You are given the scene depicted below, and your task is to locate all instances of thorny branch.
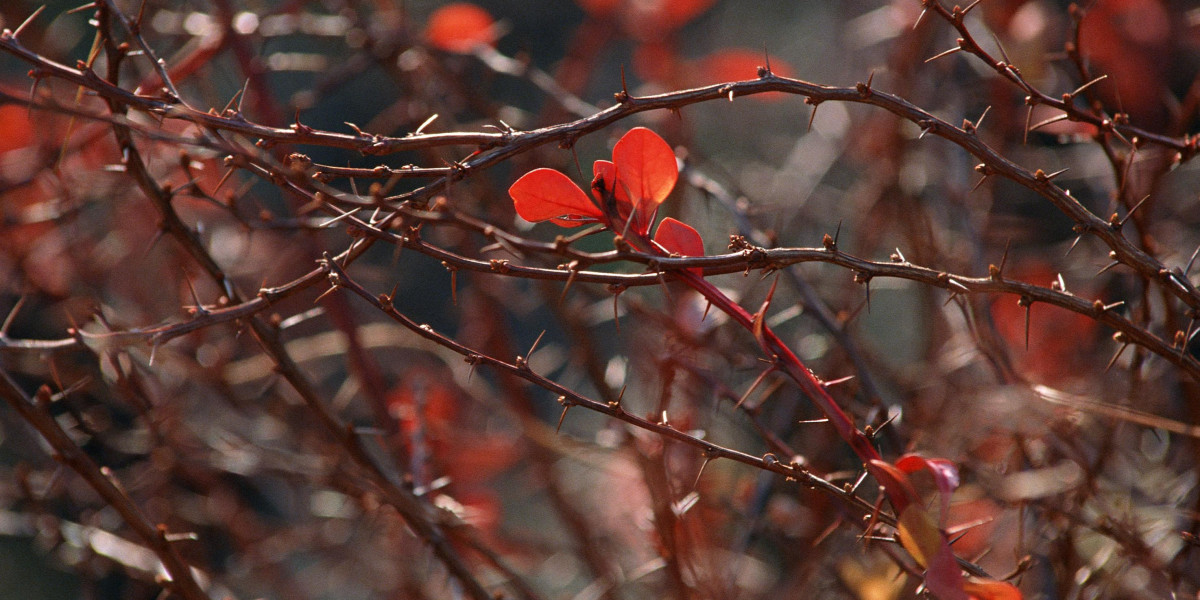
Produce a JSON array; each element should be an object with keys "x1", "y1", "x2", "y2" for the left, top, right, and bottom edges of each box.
[{"x1": 2, "y1": 0, "x2": 1199, "y2": 597}]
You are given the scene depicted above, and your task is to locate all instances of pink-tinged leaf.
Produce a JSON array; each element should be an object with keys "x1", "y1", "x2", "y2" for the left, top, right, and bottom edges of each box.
[
  {"x1": 653, "y1": 217, "x2": 704, "y2": 275},
  {"x1": 510, "y1": 168, "x2": 602, "y2": 227},
  {"x1": 924, "y1": 534, "x2": 970, "y2": 600},
  {"x1": 897, "y1": 454, "x2": 960, "y2": 525},
  {"x1": 612, "y1": 127, "x2": 678, "y2": 208},
  {"x1": 425, "y1": 3, "x2": 497, "y2": 52},
  {"x1": 868, "y1": 459, "x2": 919, "y2": 514},
  {"x1": 963, "y1": 578, "x2": 1023, "y2": 600}
]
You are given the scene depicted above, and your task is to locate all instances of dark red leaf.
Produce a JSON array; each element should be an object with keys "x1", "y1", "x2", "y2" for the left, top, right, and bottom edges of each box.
[{"x1": 653, "y1": 217, "x2": 704, "y2": 275}]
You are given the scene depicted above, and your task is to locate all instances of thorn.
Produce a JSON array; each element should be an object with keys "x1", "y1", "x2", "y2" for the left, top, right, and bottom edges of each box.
[
  {"x1": 925, "y1": 46, "x2": 963, "y2": 65},
  {"x1": 960, "y1": 0, "x2": 983, "y2": 17},
  {"x1": 692, "y1": 455, "x2": 713, "y2": 492},
  {"x1": 1023, "y1": 103, "x2": 1034, "y2": 145},
  {"x1": 314, "y1": 285, "x2": 339, "y2": 304},
  {"x1": 1039, "y1": 167, "x2": 1070, "y2": 181},
  {"x1": 559, "y1": 265, "x2": 579, "y2": 304},
  {"x1": 1185, "y1": 243, "x2": 1200, "y2": 276},
  {"x1": 184, "y1": 277, "x2": 206, "y2": 315},
  {"x1": 66, "y1": 2, "x2": 98, "y2": 15},
  {"x1": 913, "y1": 5, "x2": 929, "y2": 29},
  {"x1": 655, "y1": 269, "x2": 673, "y2": 303},
  {"x1": 1, "y1": 295, "x2": 27, "y2": 337},
  {"x1": 1020, "y1": 297, "x2": 1033, "y2": 350},
  {"x1": 849, "y1": 470, "x2": 869, "y2": 495},
  {"x1": 833, "y1": 220, "x2": 843, "y2": 247},
  {"x1": 1071, "y1": 74, "x2": 1108, "y2": 98},
  {"x1": 1097, "y1": 260, "x2": 1120, "y2": 276},
  {"x1": 797, "y1": 417, "x2": 830, "y2": 424},
  {"x1": 1118, "y1": 195, "x2": 1150, "y2": 228},
  {"x1": 414, "y1": 114, "x2": 438, "y2": 136},
  {"x1": 317, "y1": 205, "x2": 360, "y2": 228},
  {"x1": 556, "y1": 404, "x2": 571, "y2": 434},
  {"x1": 1028, "y1": 113, "x2": 1070, "y2": 133},
  {"x1": 822, "y1": 375, "x2": 855, "y2": 388},
  {"x1": 525, "y1": 329, "x2": 547, "y2": 363},
  {"x1": 1105, "y1": 343, "x2": 1129, "y2": 372},
  {"x1": 873, "y1": 409, "x2": 900, "y2": 435},
  {"x1": 972, "y1": 105, "x2": 992, "y2": 132},
  {"x1": 806, "y1": 101, "x2": 819, "y2": 132},
  {"x1": 998, "y1": 239, "x2": 1011, "y2": 276},
  {"x1": 991, "y1": 32, "x2": 1013, "y2": 66},
  {"x1": 969, "y1": 173, "x2": 990, "y2": 193},
  {"x1": 12, "y1": 5, "x2": 46, "y2": 40},
  {"x1": 735, "y1": 365, "x2": 776, "y2": 409},
  {"x1": 1066, "y1": 234, "x2": 1083, "y2": 256}
]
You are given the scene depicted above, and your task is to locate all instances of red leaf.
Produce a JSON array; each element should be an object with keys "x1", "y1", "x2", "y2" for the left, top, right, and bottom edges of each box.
[
  {"x1": 612, "y1": 127, "x2": 678, "y2": 208},
  {"x1": 963, "y1": 577, "x2": 1023, "y2": 600},
  {"x1": 509, "y1": 168, "x2": 602, "y2": 227},
  {"x1": 653, "y1": 217, "x2": 704, "y2": 275},
  {"x1": 425, "y1": 3, "x2": 497, "y2": 53},
  {"x1": 0, "y1": 104, "x2": 34, "y2": 154},
  {"x1": 591, "y1": 159, "x2": 629, "y2": 206},
  {"x1": 697, "y1": 48, "x2": 795, "y2": 87},
  {"x1": 660, "y1": 0, "x2": 716, "y2": 28}
]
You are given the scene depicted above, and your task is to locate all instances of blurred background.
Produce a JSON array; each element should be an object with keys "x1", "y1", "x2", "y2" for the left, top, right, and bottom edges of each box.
[{"x1": 2, "y1": 0, "x2": 1200, "y2": 598}]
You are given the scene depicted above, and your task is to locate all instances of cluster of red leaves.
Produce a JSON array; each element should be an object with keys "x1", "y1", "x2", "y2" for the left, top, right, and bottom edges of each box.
[
  {"x1": 508, "y1": 127, "x2": 1021, "y2": 600},
  {"x1": 509, "y1": 127, "x2": 704, "y2": 264}
]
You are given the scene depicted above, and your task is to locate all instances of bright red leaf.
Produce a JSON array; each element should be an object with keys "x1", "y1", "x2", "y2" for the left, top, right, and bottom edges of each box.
[
  {"x1": 509, "y1": 167, "x2": 603, "y2": 227},
  {"x1": 509, "y1": 128, "x2": 680, "y2": 240},
  {"x1": 612, "y1": 126, "x2": 678, "y2": 208},
  {"x1": 425, "y1": 3, "x2": 497, "y2": 53}
]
